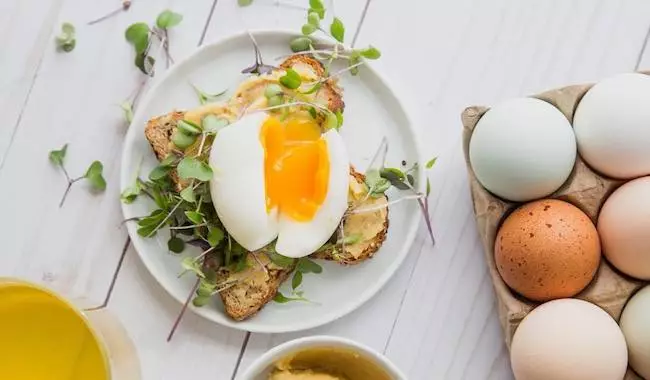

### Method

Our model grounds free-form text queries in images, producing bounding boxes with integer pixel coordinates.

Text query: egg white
[275,130,350,258]
[209,113,279,251]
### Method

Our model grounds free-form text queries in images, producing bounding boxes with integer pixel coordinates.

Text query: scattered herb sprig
[88,0,132,25]
[49,144,106,207]
[55,23,76,53]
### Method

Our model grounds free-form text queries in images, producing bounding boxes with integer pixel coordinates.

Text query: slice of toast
[143,56,388,320]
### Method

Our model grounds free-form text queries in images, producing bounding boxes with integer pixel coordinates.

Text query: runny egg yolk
[261,116,329,222]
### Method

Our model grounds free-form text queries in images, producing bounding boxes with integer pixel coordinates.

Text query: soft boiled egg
[208,112,350,258]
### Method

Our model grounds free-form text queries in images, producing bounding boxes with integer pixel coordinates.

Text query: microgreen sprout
[241,30,275,75]
[49,144,106,207]
[191,83,227,105]
[88,0,132,25]
[55,23,76,52]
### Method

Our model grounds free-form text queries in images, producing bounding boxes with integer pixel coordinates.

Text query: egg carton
[461,77,650,380]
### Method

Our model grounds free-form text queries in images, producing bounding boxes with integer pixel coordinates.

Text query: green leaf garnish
[119,101,134,123]
[426,178,431,197]
[55,23,76,52]
[202,115,229,133]
[207,227,224,247]
[125,22,150,54]
[380,168,409,190]
[192,296,210,307]
[192,84,227,105]
[339,233,363,245]
[177,120,202,136]
[184,211,203,225]
[264,83,284,99]
[168,237,185,253]
[279,68,302,89]
[179,186,195,203]
[296,258,322,274]
[268,252,295,268]
[290,37,312,52]
[121,179,143,204]
[273,291,308,303]
[238,0,254,6]
[156,10,183,29]
[84,161,106,191]
[292,270,303,290]
[181,257,205,279]
[425,157,437,169]
[148,165,170,181]
[49,144,68,166]
[301,24,317,35]
[360,46,381,60]
[330,17,345,43]
[177,157,213,181]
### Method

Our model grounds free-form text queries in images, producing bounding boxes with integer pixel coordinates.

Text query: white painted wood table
[2,0,650,379]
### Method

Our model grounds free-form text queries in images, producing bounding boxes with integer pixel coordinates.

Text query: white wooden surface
[2,0,650,379]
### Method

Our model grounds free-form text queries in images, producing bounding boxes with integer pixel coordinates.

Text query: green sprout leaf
[425,157,437,169]
[192,295,210,307]
[330,17,345,43]
[84,161,106,191]
[135,54,155,76]
[273,291,308,304]
[279,68,302,89]
[365,169,391,196]
[290,37,312,52]
[171,129,197,149]
[335,110,344,129]
[125,22,150,54]
[307,12,320,27]
[238,0,254,6]
[55,23,76,52]
[348,51,361,76]
[324,111,339,131]
[309,0,325,18]
[179,186,195,203]
[339,233,363,245]
[119,101,134,123]
[184,211,203,225]
[177,120,202,136]
[264,83,284,99]
[202,115,230,133]
[192,84,227,105]
[268,252,295,268]
[301,24,317,36]
[49,144,68,166]
[177,157,213,181]
[181,257,206,278]
[360,46,381,60]
[156,10,183,30]
[296,258,322,274]
[380,168,409,190]
[407,174,415,186]
[207,227,224,247]
[168,237,185,253]
[300,82,321,95]
[292,270,303,290]
[148,165,170,181]
[234,256,248,272]
[426,178,431,197]
[121,179,143,204]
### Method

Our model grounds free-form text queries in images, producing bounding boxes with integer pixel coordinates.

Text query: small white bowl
[238,335,407,380]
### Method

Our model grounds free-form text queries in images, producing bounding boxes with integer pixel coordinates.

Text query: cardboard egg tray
[461,79,649,379]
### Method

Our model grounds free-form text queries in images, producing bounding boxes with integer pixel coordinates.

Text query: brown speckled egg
[495,199,601,302]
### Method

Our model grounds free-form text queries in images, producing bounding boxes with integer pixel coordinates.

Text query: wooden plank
[0,0,64,167]
[351,0,650,379]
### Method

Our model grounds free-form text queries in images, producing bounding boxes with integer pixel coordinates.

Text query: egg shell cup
[461,73,650,380]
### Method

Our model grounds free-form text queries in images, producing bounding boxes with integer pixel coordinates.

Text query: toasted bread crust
[279,55,345,113]
[310,169,389,265]
[216,254,295,321]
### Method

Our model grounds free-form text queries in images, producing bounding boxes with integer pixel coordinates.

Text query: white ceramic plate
[121,30,423,333]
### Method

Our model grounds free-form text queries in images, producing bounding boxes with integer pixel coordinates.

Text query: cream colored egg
[574,73,650,179]
[620,286,650,379]
[275,130,350,258]
[511,299,627,380]
[598,176,650,280]
[209,113,279,251]
[469,98,576,202]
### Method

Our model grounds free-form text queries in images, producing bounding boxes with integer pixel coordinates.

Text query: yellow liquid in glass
[0,283,109,380]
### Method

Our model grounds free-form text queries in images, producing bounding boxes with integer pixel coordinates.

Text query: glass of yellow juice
[0,278,140,380]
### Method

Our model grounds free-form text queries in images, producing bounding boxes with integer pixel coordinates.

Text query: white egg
[469,97,576,202]
[209,113,279,251]
[573,73,650,179]
[275,130,350,258]
[620,286,650,379]
[511,299,628,380]
[209,112,350,258]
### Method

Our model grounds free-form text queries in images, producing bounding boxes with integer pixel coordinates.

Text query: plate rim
[121,29,425,333]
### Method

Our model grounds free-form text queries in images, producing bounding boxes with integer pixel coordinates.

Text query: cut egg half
[209,112,349,258]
